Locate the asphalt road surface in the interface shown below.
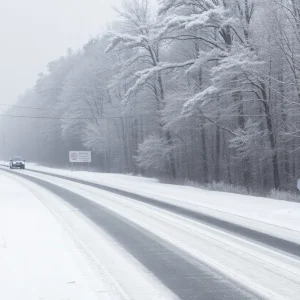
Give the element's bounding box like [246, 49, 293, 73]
[2, 167, 300, 300]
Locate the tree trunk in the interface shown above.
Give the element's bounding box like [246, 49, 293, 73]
[165, 130, 176, 179]
[120, 118, 130, 173]
[278, 70, 290, 188]
[215, 119, 221, 182]
[201, 125, 209, 183]
[157, 72, 177, 179]
[233, 89, 252, 189]
[260, 82, 280, 189]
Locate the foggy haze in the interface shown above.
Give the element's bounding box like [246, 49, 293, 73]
[0, 0, 121, 107]
[1, 0, 300, 193]
[1, 3, 300, 300]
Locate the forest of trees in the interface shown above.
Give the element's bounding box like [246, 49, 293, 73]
[2, 0, 300, 193]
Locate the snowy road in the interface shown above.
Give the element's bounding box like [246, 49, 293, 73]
[1, 167, 300, 300]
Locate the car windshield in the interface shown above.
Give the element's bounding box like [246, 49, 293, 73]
[12, 156, 23, 161]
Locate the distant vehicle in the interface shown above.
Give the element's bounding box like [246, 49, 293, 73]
[9, 156, 25, 169]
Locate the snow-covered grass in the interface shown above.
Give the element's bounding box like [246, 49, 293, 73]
[206, 181, 249, 195]
[269, 189, 300, 203]
[184, 179, 249, 195]
[184, 177, 300, 201]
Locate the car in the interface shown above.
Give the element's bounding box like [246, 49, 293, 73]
[9, 156, 25, 169]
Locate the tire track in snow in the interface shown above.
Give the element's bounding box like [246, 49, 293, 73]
[13, 166, 300, 259]
[5, 169, 261, 300]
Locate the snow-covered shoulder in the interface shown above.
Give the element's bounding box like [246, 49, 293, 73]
[0, 172, 106, 300]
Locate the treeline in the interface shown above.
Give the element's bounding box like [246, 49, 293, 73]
[2, 0, 300, 192]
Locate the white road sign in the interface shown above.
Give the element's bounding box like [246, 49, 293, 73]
[69, 151, 91, 163]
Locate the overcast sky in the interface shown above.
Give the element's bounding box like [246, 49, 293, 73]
[0, 0, 122, 106]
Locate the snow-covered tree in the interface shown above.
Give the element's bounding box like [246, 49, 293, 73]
[5, 0, 300, 192]
[106, 0, 179, 178]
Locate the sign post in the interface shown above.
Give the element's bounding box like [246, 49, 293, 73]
[69, 151, 91, 171]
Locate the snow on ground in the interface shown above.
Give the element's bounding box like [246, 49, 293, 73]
[0, 172, 113, 300]
[0, 170, 179, 300]
[12, 169, 300, 300]
[24, 163, 300, 242]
